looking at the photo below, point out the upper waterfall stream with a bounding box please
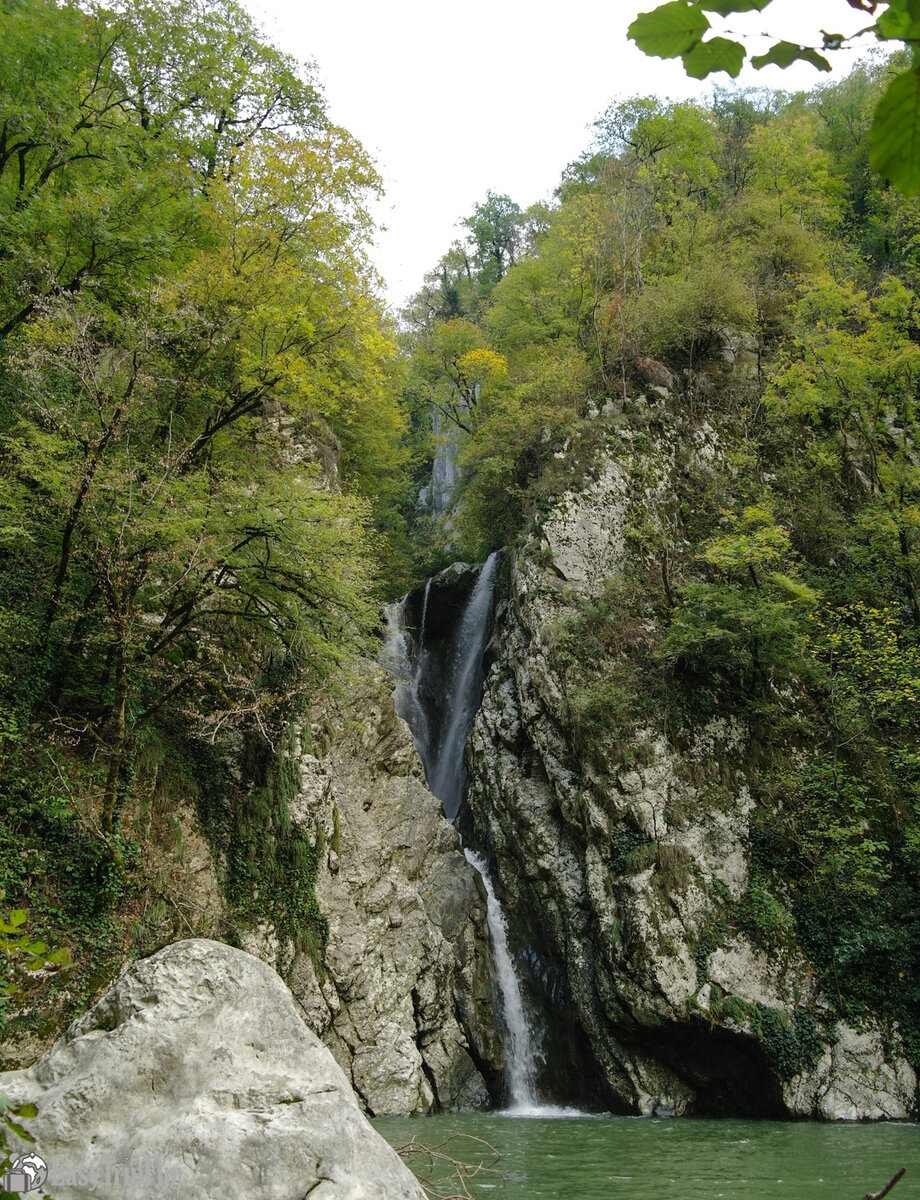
[426,551,498,818]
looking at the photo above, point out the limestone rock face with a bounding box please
[541,459,628,587]
[0,939,426,1200]
[783,1021,918,1121]
[275,666,499,1116]
[465,446,918,1120]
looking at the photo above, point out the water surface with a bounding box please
[374,1112,919,1200]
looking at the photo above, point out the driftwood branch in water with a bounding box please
[863,1167,907,1200]
[395,1134,503,1200]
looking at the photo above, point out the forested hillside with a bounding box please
[0,0,407,1039]
[402,54,920,1073]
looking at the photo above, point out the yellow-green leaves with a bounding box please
[628,0,920,193]
[0,888,71,1012]
[699,0,769,10]
[682,36,745,77]
[876,0,920,42]
[628,3,830,78]
[626,1,761,78]
[0,0,405,782]
[750,41,832,71]
[699,505,791,578]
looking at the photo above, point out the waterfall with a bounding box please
[430,409,461,514]
[426,552,499,819]
[464,849,541,1111]
[381,550,551,1114]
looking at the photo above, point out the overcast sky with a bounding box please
[245,0,875,310]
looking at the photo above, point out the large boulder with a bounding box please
[0,939,426,1200]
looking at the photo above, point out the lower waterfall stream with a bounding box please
[463,849,541,1113]
[383,552,546,1112]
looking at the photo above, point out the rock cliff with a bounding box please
[465,417,918,1120]
[268,666,499,1115]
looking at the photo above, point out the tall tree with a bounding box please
[462,191,524,294]
[0,0,403,838]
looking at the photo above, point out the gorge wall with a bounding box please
[460,396,919,1120]
[266,666,501,1115]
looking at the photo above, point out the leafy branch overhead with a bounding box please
[627,1,920,194]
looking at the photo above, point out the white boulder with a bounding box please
[0,939,425,1199]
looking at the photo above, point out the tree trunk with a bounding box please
[101,641,128,836]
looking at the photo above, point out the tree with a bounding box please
[628,0,920,196]
[0,0,403,843]
[766,274,920,623]
[404,319,507,435]
[462,191,524,294]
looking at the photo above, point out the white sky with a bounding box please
[245,0,876,310]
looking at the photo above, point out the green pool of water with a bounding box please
[374,1111,919,1200]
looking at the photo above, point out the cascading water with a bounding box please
[381,550,547,1112]
[426,552,499,818]
[464,849,541,1111]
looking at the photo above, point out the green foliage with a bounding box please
[609,826,654,875]
[0,890,71,1031]
[462,192,525,295]
[695,918,727,980]
[1,1091,41,1200]
[754,1005,825,1080]
[628,1,920,196]
[870,60,920,195]
[224,730,326,968]
[455,392,579,558]
[737,882,795,946]
[628,2,712,59]
[629,259,756,363]
[706,986,825,1079]
[549,576,660,760]
[660,505,817,700]
[0,0,406,844]
[0,0,416,1042]
[568,677,630,744]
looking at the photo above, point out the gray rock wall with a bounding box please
[261,666,500,1115]
[465,444,918,1120]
